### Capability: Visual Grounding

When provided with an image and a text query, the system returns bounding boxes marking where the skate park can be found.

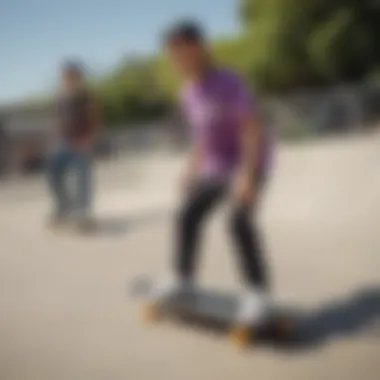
[0,131,379,380]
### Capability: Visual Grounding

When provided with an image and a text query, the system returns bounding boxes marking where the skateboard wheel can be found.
[228,326,251,348]
[141,303,160,323]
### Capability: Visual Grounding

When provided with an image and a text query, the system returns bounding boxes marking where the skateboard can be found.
[130,276,294,348]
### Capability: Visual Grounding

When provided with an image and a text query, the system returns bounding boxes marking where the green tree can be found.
[97,55,169,126]
[240,0,380,90]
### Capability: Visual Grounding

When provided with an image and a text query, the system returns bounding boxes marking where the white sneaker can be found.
[236,288,271,326]
[152,274,194,302]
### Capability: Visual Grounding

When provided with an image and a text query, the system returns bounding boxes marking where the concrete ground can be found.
[0,133,379,380]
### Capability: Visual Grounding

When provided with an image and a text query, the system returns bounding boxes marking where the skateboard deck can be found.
[130,275,294,348]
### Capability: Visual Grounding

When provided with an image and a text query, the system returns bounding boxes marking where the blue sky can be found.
[0,0,239,104]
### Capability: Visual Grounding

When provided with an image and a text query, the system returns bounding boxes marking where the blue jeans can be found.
[47,144,92,217]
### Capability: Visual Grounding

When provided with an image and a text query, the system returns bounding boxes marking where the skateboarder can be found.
[156,21,274,325]
[46,61,100,230]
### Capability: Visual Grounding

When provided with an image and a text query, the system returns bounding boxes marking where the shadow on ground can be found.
[256,285,380,352]
[290,285,380,350]
[95,208,173,237]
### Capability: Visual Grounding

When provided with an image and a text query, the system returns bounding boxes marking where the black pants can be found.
[174,179,269,290]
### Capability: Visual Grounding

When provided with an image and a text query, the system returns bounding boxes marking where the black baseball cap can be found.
[164,20,205,45]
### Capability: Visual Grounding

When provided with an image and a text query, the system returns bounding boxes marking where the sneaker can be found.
[47,211,69,228]
[236,287,271,326]
[151,274,195,303]
[74,216,97,233]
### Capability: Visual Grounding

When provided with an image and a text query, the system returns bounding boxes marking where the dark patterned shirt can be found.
[57,89,94,143]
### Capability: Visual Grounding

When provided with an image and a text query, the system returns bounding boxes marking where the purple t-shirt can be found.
[180,67,272,181]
